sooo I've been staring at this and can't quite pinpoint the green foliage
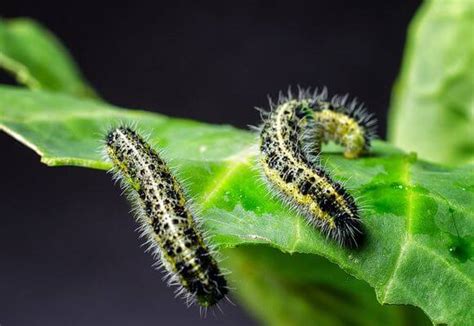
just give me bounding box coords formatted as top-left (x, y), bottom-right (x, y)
top-left (1, 7), bottom-right (473, 326)
top-left (1, 87), bottom-right (472, 325)
top-left (0, 18), bottom-right (97, 98)
top-left (388, 0), bottom-right (474, 165)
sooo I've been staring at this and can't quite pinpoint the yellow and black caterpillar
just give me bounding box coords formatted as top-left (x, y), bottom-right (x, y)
top-left (258, 88), bottom-right (377, 248)
top-left (105, 127), bottom-right (228, 308)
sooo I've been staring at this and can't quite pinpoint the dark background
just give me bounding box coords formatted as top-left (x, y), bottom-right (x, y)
top-left (1, 1), bottom-right (420, 325)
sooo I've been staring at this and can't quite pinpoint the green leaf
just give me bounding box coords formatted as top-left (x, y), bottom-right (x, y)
top-left (0, 18), bottom-right (97, 98)
top-left (1, 86), bottom-right (473, 325)
top-left (388, 0), bottom-right (474, 166)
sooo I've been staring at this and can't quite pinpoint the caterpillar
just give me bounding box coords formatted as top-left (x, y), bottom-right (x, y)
top-left (310, 88), bottom-right (377, 159)
top-left (257, 88), bottom-right (377, 248)
top-left (104, 126), bottom-right (228, 308)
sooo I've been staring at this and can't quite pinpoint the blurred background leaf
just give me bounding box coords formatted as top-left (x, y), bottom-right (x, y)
top-left (388, 0), bottom-right (474, 166)
top-left (0, 18), bottom-right (97, 98)
top-left (224, 246), bottom-right (429, 326)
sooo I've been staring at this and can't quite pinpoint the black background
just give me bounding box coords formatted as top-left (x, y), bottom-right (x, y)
top-left (1, 1), bottom-right (420, 325)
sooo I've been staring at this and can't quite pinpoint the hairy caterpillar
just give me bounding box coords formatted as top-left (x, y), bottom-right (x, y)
top-left (105, 126), bottom-right (228, 308)
top-left (257, 88), bottom-right (377, 248)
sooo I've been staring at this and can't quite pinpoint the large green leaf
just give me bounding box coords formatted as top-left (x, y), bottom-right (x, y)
top-left (388, 0), bottom-right (474, 165)
top-left (1, 86), bottom-right (472, 325)
top-left (0, 18), bottom-right (97, 98)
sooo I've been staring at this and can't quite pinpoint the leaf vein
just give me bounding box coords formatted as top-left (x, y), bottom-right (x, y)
top-left (413, 242), bottom-right (474, 291)
top-left (381, 158), bottom-right (414, 302)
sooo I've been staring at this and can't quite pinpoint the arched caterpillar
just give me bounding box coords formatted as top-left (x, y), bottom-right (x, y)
top-left (258, 88), bottom-right (377, 248)
top-left (105, 126), bottom-right (228, 308)
top-left (310, 88), bottom-right (377, 159)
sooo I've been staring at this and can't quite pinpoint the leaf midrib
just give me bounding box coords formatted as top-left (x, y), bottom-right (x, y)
top-left (381, 158), bottom-right (474, 303)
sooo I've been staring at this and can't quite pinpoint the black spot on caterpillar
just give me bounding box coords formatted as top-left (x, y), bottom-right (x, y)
top-left (104, 126), bottom-right (228, 308)
top-left (257, 88), bottom-right (377, 248)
